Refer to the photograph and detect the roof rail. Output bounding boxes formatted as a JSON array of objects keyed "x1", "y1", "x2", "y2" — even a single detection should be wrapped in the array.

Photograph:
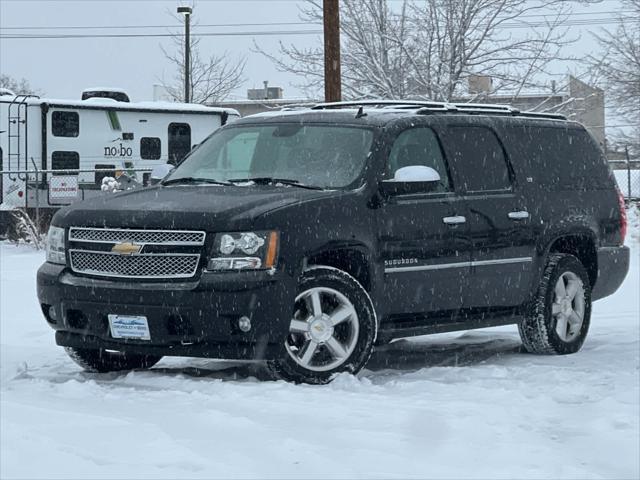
[
  {"x1": 308, "y1": 99, "x2": 567, "y2": 120},
  {"x1": 311, "y1": 100, "x2": 454, "y2": 110}
]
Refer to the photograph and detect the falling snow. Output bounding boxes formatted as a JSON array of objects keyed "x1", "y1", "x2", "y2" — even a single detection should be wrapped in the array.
[{"x1": 1, "y1": 212, "x2": 638, "y2": 479}]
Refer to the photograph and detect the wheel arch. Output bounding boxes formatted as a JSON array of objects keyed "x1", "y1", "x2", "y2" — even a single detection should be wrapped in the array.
[
  {"x1": 543, "y1": 232, "x2": 598, "y2": 287},
  {"x1": 304, "y1": 242, "x2": 374, "y2": 292}
]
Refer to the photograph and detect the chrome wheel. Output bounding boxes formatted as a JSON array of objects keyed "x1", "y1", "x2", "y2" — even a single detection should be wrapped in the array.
[
  {"x1": 552, "y1": 271, "x2": 585, "y2": 342},
  {"x1": 285, "y1": 287, "x2": 359, "y2": 372}
]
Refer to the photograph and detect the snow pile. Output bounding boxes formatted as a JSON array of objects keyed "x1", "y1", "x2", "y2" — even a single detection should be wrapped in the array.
[
  {"x1": 626, "y1": 203, "x2": 640, "y2": 241},
  {"x1": 1, "y1": 235, "x2": 638, "y2": 478},
  {"x1": 101, "y1": 176, "x2": 119, "y2": 192}
]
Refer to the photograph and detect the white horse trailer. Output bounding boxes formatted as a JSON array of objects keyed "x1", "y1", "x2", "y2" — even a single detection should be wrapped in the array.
[{"x1": 0, "y1": 92, "x2": 238, "y2": 213}]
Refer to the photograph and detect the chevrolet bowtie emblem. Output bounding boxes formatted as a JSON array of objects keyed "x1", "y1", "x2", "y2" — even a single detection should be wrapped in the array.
[{"x1": 111, "y1": 241, "x2": 142, "y2": 255}]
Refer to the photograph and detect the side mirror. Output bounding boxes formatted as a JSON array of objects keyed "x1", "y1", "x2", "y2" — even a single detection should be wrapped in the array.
[
  {"x1": 149, "y1": 163, "x2": 174, "y2": 185},
  {"x1": 381, "y1": 165, "x2": 442, "y2": 195}
]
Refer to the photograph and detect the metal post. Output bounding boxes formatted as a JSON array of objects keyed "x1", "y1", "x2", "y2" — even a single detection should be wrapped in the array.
[
  {"x1": 178, "y1": 5, "x2": 193, "y2": 103},
  {"x1": 625, "y1": 145, "x2": 632, "y2": 202},
  {"x1": 31, "y1": 158, "x2": 40, "y2": 232},
  {"x1": 185, "y1": 13, "x2": 190, "y2": 103},
  {"x1": 323, "y1": 0, "x2": 342, "y2": 102}
]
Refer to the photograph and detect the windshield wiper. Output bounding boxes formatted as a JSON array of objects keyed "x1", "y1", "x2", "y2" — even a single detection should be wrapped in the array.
[
  {"x1": 227, "y1": 177, "x2": 324, "y2": 190},
  {"x1": 162, "y1": 177, "x2": 234, "y2": 186}
]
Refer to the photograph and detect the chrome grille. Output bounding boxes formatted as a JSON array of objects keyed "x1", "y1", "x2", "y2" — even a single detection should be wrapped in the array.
[
  {"x1": 67, "y1": 227, "x2": 205, "y2": 279},
  {"x1": 69, "y1": 227, "x2": 205, "y2": 245},
  {"x1": 69, "y1": 250, "x2": 200, "y2": 279}
]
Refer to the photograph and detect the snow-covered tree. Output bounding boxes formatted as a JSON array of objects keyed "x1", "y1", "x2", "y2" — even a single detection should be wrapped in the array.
[
  {"x1": 0, "y1": 74, "x2": 40, "y2": 96},
  {"x1": 257, "y1": 0, "x2": 574, "y2": 101},
  {"x1": 586, "y1": 0, "x2": 640, "y2": 155}
]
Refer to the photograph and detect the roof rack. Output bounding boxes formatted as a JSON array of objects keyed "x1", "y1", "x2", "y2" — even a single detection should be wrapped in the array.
[{"x1": 309, "y1": 99, "x2": 566, "y2": 120}]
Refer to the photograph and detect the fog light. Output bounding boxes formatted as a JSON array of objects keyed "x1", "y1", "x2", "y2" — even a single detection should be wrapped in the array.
[
  {"x1": 48, "y1": 306, "x2": 58, "y2": 321},
  {"x1": 238, "y1": 316, "x2": 252, "y2": 332}
]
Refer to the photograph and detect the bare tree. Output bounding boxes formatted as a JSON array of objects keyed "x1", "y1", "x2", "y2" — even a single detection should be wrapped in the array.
[
  {"x1": 585, "y1": 0, "x2": 640, "y2": 154},
  {"x1": 161, "y1": 16, "x2": 246, "y2": 104},
  {"x1": 257, "y1": 0, "x2": 574, "y2": 101},
  {"x1": 0, "y1": 74, "x2": 40, "y2": 96}
]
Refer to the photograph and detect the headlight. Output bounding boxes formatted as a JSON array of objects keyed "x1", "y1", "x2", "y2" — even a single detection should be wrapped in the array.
[
  {"x1": 208, "y1": 231, "x2": 279, "y2": 271},
  {"x1": 46, "y1": 226, "x2": 66, "y2": 265}
]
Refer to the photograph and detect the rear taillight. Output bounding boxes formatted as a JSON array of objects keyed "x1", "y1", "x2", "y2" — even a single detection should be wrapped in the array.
[{"x1": 618, "y1": 190, "x2": 627, "y2": 245}]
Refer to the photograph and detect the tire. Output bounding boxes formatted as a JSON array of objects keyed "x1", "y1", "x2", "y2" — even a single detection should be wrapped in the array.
[
  {"x1": 518, "y1": 253, "x2": 592, "y2": 355},
  {"x1": 64, "y1": 347, "x2": 162, "y2": 373},
  {"x1": 267, "y1": 266, "x2": 378, "y2": 384}
]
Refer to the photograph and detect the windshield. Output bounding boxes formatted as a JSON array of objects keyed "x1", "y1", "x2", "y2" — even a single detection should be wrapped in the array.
[{"x1": 165, "y1": 124, "x2": 375, "y2": 189}]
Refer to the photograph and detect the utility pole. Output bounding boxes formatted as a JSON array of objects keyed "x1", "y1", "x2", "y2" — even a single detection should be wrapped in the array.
[
  {"x1": 323, "y1": 0, "x2": 341, "y2": 102},
  {"x1": 177, "y1": 5, "x2": 192, "y2": 103}
]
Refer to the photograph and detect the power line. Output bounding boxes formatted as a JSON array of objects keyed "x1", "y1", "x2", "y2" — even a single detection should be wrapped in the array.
[
  {"x1": 0, "y1": 29, "x2": 325, "y2": 40},
  {"x1": 0, "y1": 22, "x2": 315, "y2": 31},
  {"x1": 0, "y1": 16, "x2": 634, "y2": 40},
  {"x1": 0, "y1": 9, "x2": 633, "y2": 31}
]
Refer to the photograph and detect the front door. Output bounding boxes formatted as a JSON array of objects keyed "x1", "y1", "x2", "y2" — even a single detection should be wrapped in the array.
[
  {"x1": 442, "y1": 124, "x2": 535, "y2": 308},
  {"x1": 378, "y1": 126, "x2": 471, "y2": 316}
]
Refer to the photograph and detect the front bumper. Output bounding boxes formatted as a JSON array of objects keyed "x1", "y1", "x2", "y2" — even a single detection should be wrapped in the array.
[
  {"x1": 37, "y1": 262, "x2": 297, "y2": 360},
  {"x1": 592, "y1": 245, "x2": 630, "y2": 301}
]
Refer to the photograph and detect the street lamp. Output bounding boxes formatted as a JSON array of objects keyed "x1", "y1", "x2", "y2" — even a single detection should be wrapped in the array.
[{"x1": 177, "y1": 5, "x2": 192, "y2": 103}]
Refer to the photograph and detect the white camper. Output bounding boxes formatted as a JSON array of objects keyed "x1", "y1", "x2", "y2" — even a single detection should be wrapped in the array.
[{"x1": 0, "y1": 90, "x2": 238, "y2": 211}]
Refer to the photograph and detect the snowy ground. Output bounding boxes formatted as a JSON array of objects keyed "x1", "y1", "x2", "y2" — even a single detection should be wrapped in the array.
[{"x1": 1, "y1": 213, "x2": 639, "y2": 479}]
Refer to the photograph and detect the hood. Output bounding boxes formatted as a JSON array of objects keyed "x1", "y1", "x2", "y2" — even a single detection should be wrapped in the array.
[{"x1": 53, "y1": 185, "x2": 332, "y2": 230}]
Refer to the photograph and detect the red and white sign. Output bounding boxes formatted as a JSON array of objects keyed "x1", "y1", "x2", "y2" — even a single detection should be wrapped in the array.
[{"x1": 49, "y1": 176, "x2": 79, "y2": 204}]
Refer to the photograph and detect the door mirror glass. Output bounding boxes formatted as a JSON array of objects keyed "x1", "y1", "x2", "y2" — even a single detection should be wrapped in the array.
[{"x1": 149, "y1": 163, "x2": 174, "y2": 185}]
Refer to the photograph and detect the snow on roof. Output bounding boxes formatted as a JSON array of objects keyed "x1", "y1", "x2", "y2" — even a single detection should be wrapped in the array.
[
  {"x1": 0, "y1": 95, "x2": 239, "y2": 115},
  {"x1": 82, "y1": 87, "x2": 128, "y2": 94}
]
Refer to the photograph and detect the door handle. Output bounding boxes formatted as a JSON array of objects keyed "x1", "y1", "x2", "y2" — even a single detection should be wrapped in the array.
[
  {"x1": 443, "y1": 215, "x2": 466, "y2": 225},
  {"x1": 508, "y1": 211, "x2": 530, "y2": 220}
]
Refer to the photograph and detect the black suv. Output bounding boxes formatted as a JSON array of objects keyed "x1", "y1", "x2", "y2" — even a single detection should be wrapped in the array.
[{"x1": 37, "y1": 100, "x2": 630, "y2": 384}]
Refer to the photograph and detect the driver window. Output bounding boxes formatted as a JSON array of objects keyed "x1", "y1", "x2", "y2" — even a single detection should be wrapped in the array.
[
  {"x1": 214, "y1": 131, "x2": 259, "y2": 176},
  {"x1": 387, "y1": 127, "x2": 452, "y2": 192}
]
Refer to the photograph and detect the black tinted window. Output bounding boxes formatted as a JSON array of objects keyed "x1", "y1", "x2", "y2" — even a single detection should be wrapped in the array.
[
  {"x1": 52, "y1": 111, "x2": 79, "y2": 137},
  {"x1": 503, "y1": 126, "x2": 611, "y2": 190},
  {"x1": 168, "y1": 123, "x2": 191, "y2": 164},
  {"x1": 387, "y1": 127, "x2": 452, "y2": 192},
  {"x1": 140, "y1": 137, "x2": 161, "y2": 160},
  {"x1": 51, "y1": 151, "x2": 79, "y2": 174},
  {"x1": 446, "y1": 126, "x2": 511, "y2": 192}
]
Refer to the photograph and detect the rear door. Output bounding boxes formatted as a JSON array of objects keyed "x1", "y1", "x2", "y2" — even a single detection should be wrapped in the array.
[
  {"x1": 378, "y1": 125, "x2": 472, "y2": 315},
  {"x1": 442, "y1": 123, "x2": 535, "y2": 308}
]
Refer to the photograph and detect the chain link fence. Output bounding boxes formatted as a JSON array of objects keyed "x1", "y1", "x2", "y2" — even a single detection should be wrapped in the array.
[
  {"x1": 1, "y1": 167, "x2": 154, "y2": 240},
  {"x1": 609, "y1": 160, "x2": 640, "y2": 202}
]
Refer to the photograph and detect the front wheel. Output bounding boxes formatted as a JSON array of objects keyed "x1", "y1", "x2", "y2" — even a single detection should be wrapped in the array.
[
  {"x1": 519, "y1": 253, "x2": 592, "y2": 355},
  {"x1": 64, "y1": 347, "x2": 162, "y2": 373},
  {"x1": 268, "y1": 266, "x2": 377, "y2": 384}
]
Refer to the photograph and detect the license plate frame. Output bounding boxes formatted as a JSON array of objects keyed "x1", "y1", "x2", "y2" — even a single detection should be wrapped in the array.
[{"x1": 108, "y1": 314, "x2": 151, "y2": 341}]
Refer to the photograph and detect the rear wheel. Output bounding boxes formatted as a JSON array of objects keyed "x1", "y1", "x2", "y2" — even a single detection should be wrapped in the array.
[
  {"x1": 519, "y1": 253, "x2": 592, "y2": 354},
  {"x1": 268, "y1": 266, "x2": 377, "y2": 384},
  {"x1": 64, "y1": 347, "x2": 162, "y2": 373}
]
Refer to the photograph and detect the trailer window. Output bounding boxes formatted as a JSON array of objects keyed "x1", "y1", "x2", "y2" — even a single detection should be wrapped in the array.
[
  {"x1": 52, "y1": 111, "x2": 79, "y2": 137},
  {"x1": 140, "y1": 137, "x2": 161, "y2": 160},
  {"x1": 51, "y1": 151, "x2": 79, "y2": 174},
  {"x1": 168, "y1": 123, "x2": 191, "y2": 164}
]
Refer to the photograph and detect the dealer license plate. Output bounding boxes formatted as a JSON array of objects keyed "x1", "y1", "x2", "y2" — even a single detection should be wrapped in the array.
[{"x1": 108, "y1": 315, "x2": 151, "y2": 341}]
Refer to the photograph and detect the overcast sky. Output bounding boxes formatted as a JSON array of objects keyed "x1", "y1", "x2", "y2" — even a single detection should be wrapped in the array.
[{"x1": 0, "y1": 0, "x2": 627, "y2": 103}]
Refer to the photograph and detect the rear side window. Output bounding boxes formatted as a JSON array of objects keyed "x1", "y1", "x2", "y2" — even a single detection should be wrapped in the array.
[
  {"x1": 503, "y1": 126, "x2": 611, "y2": 190},
  {"x1": 52, "y1": 111, "x2": 79, "y2": 137},
  {"x1": 445, "y1": 126, "x2": 511, "y2": 192},
  {"x1": 386, "y1": 127, "x2": 452, "y2": 192},
  {"x1": 51, "y1": 151, "x2": 79, "y2": 174},
  {"x1": 140, "y1": 137, "x2": 161, "y2": 160}
]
